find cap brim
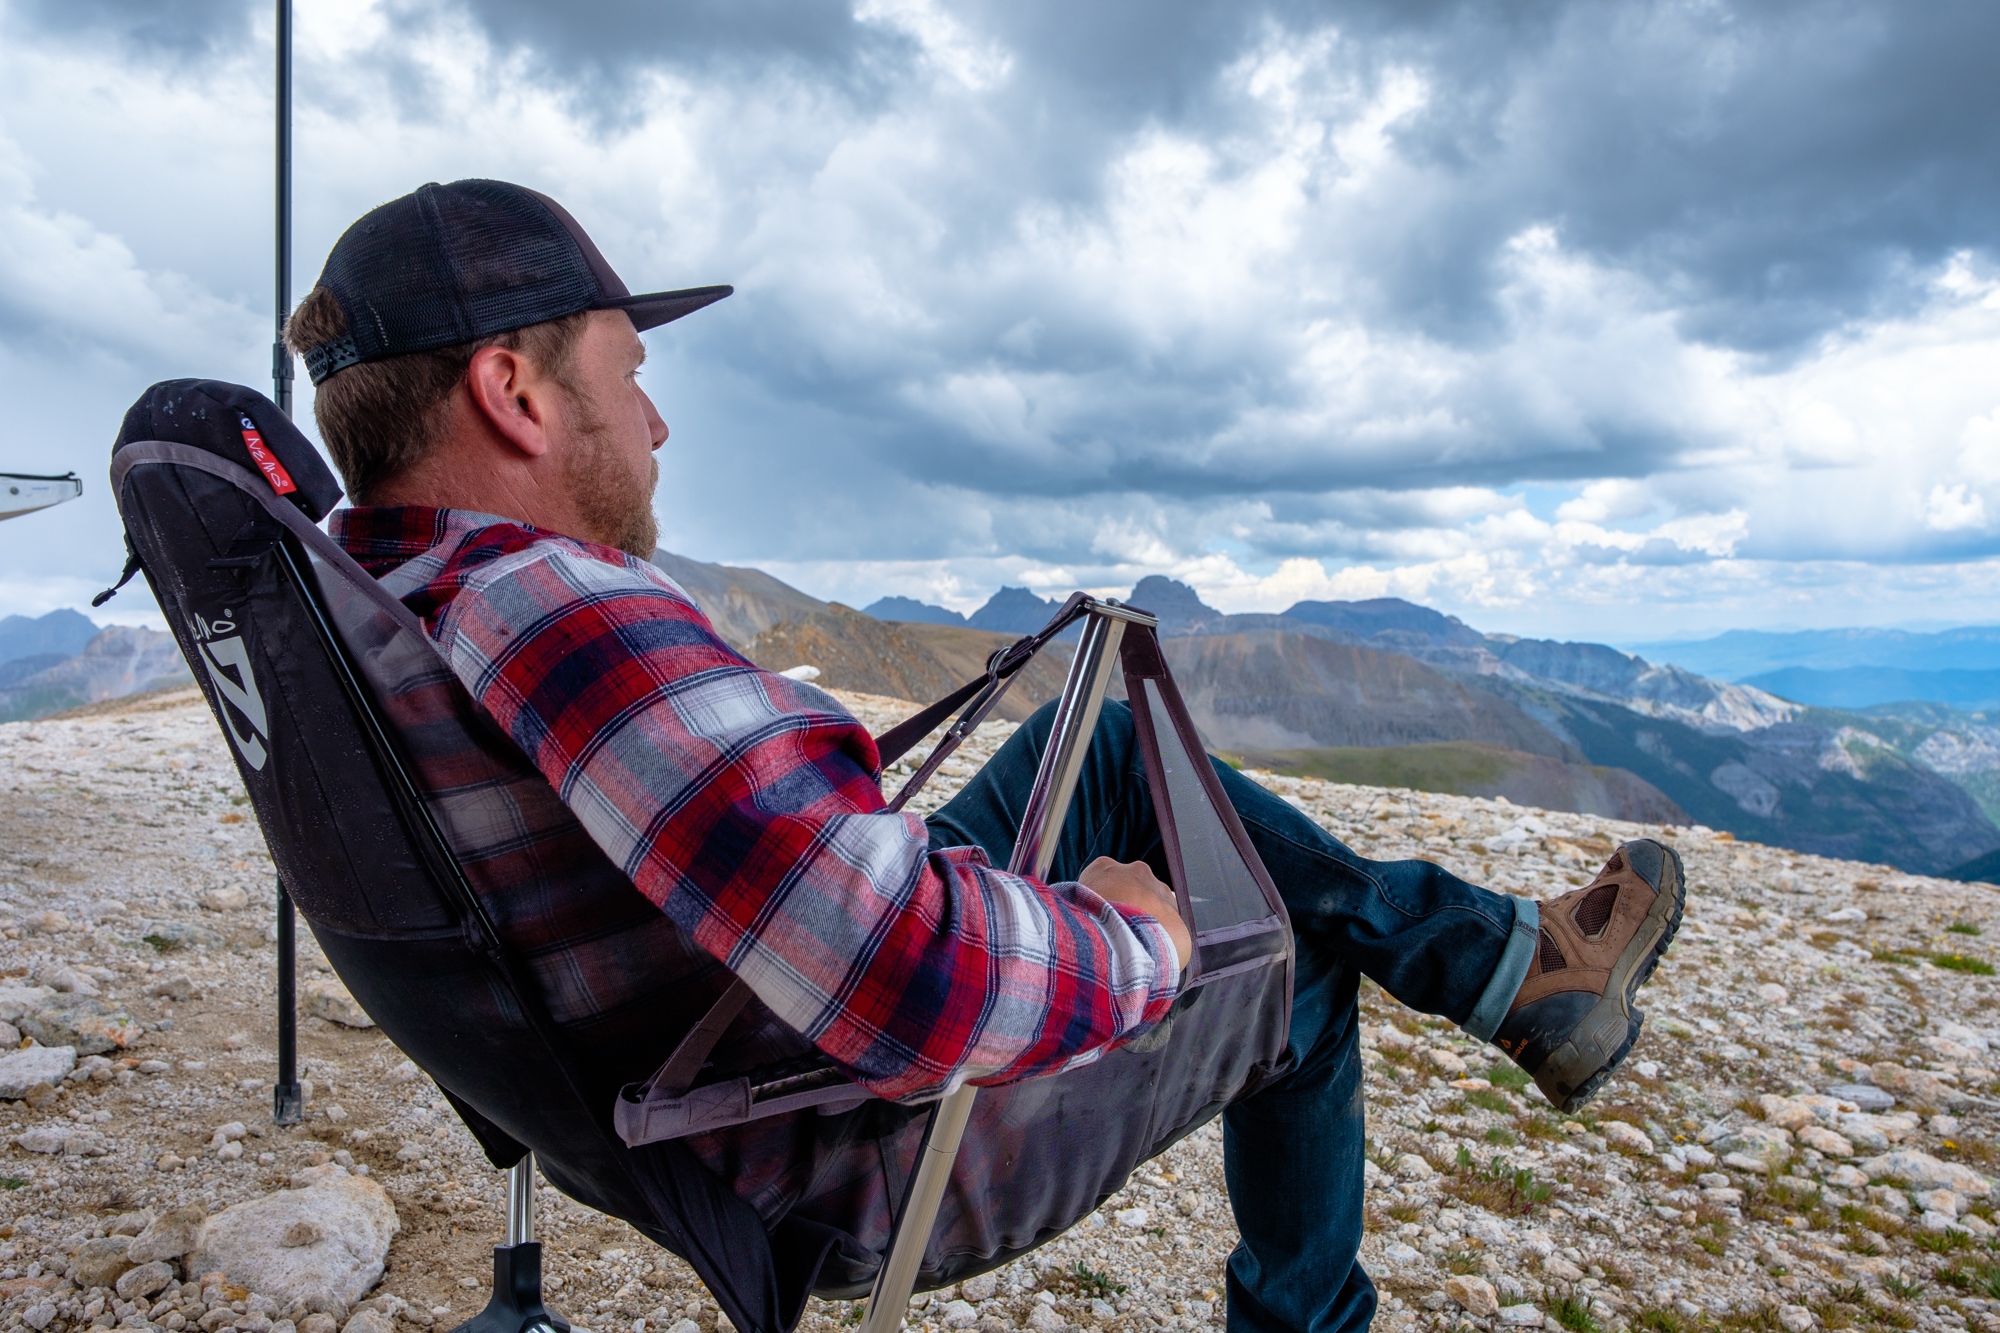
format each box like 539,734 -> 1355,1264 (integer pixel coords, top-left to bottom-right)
595,284 -> 734,332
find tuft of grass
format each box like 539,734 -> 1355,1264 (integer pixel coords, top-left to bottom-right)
1444,1249 -> 1483,1275
1914,1227 -> 1974,1253
1484,1063 -> 1533,1093
1872,949 -> 1924,966
1462,1087 -> 1515,1115
1880,1275 -> 1924,1300
1486,1126 -> 1518,1145
1056,1263 -> 1126,1300
1931,953 -> 1996,976
1937,1258 -> 2000,1299
1632,1309 -> 1696,1333
1441,1145 -> 1554,1215
1521,1113 -> 1566,1141
141,932 -> 180,952
1947,923 -> 1983,936
1551,1296 -> 1604,1333
0,1176 -> 25,1190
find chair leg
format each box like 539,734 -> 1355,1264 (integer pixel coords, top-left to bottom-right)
451,1153 -> 570,1333
272,878 -> 303,1125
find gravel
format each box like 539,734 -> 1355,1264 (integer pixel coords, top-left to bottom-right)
5,686 -> 2000,1333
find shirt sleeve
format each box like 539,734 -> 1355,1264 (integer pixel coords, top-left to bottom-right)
428,535 -> 1180,1102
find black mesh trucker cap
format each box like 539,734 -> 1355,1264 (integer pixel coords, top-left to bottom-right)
300,179 -> 732,385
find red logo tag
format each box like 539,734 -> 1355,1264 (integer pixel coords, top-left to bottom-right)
238,415 -> 297,495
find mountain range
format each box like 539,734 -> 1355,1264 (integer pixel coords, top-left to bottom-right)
843,575 -> 2000,876
11,557 -> 2000,879
0,612 -> 191,722
1628,624 -> 2000,714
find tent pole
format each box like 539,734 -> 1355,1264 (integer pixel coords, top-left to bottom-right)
270,0 -> 303,1130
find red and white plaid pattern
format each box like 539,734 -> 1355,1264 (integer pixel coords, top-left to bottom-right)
331,506 -> 1178,1102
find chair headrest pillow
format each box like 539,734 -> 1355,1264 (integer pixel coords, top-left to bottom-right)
114,380 -> 343,522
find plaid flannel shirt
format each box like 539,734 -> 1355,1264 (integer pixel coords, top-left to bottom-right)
330,506 -> 1179,1103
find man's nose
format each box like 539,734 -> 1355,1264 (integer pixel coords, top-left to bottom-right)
641,388 -> 668,449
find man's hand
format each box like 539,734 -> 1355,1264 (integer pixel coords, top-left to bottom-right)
1077,857 -> 1191,972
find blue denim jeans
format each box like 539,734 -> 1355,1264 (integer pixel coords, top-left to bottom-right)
927,700 -> 1535,1333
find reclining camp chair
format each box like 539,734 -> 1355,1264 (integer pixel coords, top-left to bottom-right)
103,379 -> 1296,1333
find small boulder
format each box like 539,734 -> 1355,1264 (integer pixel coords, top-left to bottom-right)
1444,1276 -> 1500,1318
302,980 -> 374,1030
127,1203 -> 209,1264
1916,1188 -> 1966,1217
69,1236 -> 135,1289
1826,1083 -> 1895,1113
1499,1307 -> 1544,1327
1797,1126 -> 1855,1158
1394,1153 -> 1435,1180
1777,1305 -> 1814,1333
1757,1096 -> 1818,1132
1602,1121 -> 1654,1155
13,1125 -> 69,1154
200,888 -> 250,913
0,1044 -> 76,1098
186,1169 -> 400,1310
140,921 -> 224,951
341,1312 -> 394,1333
17,993 -> 138,1055
1871,1064 -> 1957,1106
0,985 -> 55,1024
1859,1150 -> 1991,1198
32,965 -> 98,997
1427,1048 -> 1468,1077
107,1211 -> 153,1238
1715,1123 -> 1792,1162
115,1262 -> 176,1301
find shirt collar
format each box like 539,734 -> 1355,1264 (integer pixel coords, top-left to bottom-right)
328,506 -> 519,576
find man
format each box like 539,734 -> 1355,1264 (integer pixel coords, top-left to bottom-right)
289,180 -> 1684,1333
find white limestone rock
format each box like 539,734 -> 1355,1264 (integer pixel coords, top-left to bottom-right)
0,1044 -> 75,1098
186,1166 -> 401,1311
302,978 -> 375,1029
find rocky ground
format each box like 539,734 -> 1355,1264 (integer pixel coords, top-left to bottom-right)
3,687 -> 2000,1333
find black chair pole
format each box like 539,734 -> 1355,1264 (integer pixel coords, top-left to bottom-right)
269,0 -> 301,1128
274,878 -> 303,1124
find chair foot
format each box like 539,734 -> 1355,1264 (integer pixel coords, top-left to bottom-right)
449,1243 -> 569,1333
273,1081 -> 303,1126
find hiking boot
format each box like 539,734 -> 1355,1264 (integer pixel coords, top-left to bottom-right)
1493,839 -> 1685,1112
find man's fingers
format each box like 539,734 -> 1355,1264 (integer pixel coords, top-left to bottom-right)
1072,857 -> 1190,970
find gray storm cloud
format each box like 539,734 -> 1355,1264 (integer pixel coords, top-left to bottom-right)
2,0 -> 1999,632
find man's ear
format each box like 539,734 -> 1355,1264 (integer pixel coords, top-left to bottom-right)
465,344 -> 555,459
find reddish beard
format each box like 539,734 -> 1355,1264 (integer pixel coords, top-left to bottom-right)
561,397 -> 660,559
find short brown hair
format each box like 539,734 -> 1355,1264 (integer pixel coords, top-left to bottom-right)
284,287 -> 589,503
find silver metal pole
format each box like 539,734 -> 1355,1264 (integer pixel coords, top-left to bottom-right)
506,1153 -> 536,1247
859,604 -> 1141,1333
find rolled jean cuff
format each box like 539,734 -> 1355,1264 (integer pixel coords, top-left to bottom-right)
1461,896 -> 1539,1042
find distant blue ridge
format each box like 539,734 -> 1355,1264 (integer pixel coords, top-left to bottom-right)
862,595 -> 967,627
1745,665 -> 2000,712
1631,625 -> 2000,680
0,608 -> 98,666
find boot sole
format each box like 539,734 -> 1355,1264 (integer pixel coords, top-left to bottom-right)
1532,842 -> 1686,1113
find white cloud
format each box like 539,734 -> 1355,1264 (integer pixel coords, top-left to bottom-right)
4,0 -> 2000,647
1927,484 -> 1989,533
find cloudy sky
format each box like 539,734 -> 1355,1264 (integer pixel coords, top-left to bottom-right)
3,0 -> 1998,644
